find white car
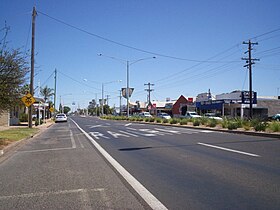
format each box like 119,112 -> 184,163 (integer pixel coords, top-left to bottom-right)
139,112 -> 153,118
184,111 -> 202,119
204,113 -> 223,121
55,113 -> 68,122
157,113 -> 171,119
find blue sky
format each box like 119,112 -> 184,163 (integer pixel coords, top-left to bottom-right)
1,0 -> 280,110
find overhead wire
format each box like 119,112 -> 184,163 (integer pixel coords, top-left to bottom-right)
37,10 -> 240,63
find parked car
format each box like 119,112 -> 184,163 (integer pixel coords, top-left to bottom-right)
55,113 -> 68,122
139,112 -> 153,118
272,114 -> 280,121
157,113 -> 171,119
204,113 -> 223,121
184,111 -> 202,119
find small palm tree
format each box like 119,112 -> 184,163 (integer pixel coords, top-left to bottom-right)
40,86 -> 54,102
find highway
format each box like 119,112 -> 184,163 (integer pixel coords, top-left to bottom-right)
0,115 -> 279,209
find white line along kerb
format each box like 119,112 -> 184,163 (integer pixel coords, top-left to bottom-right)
197,142 -> 260,157
70,119 -> 168,210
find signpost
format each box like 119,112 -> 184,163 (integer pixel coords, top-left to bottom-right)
21,93 -> 36,107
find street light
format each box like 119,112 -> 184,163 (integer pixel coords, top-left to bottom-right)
98,54 -> 156,117
101,80 -> 122,116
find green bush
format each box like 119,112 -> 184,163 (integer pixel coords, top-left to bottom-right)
208,119 -> 217,127
200,117 -> 209,125
163,119 -> 169,123
19,113 -> 28,122
254,122 -> 268,132
170,118 -> 179,124
193,119 -> 200,126
180,118 -> 189,125
149,118 -> 155,122
227,121 -> 238,130
268,121 -> 280,132
156,118 -> 162,123
144,118 -> 149,122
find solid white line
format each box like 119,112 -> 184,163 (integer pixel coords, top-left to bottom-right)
125,123 -> 132,127
197,142 -> 260,157
71,119 -> 167,210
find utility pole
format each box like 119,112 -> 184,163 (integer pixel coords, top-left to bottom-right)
54,69 -> 57,114
28,6 -> 37,128
119,90 -> 122,116
242,40 -> 259,119
144,82 -> 154,106
106,95 -> 110,106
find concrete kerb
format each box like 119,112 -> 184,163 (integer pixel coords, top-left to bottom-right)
0,120 -> 54,158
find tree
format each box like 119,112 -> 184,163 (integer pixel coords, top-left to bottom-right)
0,49 -> 29,111
63,106 -> 71,114
40,86 -> 54,102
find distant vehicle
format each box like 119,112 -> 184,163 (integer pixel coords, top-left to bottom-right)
204,113 -> 223,120
55,113 -> 68,123
272,114 -> 280,121
157,113 -> 171,119
139,112 -> 153,118
184,111 -> 202,119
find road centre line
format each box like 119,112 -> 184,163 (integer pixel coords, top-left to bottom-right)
71,119 -> 168,210
197,142 -> 260,157
125,123 -> 132,127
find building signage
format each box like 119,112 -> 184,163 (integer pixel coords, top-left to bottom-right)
241,91 -> 257,104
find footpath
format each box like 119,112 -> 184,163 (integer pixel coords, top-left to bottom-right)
0,119 -> 54,158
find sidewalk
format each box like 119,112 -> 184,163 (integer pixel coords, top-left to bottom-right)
0,119 -> 54,158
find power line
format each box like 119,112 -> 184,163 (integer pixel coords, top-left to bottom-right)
37,10 -> 241,63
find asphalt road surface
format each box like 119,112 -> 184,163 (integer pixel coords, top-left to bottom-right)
1,116 -> 280,209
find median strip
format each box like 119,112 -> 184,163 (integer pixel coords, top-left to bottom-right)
197,142 -> 260,157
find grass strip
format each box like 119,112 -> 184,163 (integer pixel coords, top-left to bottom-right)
0,127 -> 39,149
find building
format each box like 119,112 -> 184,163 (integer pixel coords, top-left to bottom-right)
172,95 -> 195,118
196,90 -> 268,119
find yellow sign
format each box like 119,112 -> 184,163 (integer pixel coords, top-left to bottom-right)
21,93 -> 36,107
49,107 -> 54,113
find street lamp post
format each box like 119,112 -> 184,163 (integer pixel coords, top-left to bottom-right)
98,54 -> 156,117
101,80 -> 122,116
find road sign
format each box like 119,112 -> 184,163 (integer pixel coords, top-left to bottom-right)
21,93 -> 36,107
49,107 -> 54,113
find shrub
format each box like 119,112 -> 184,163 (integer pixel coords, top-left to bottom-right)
268,121 -> 280,132
254,122 -> 268,132
180,118 -> 189,125
19,113 -> 28,122
242,120 -> 251,131
193,119 -> 200,126
227,121 -> 238,130
208,119 -> 217,127
144,118 -> 149,122
163,119 -> 169,124
156,118 -> 162,123
170,118 -> 178,124
149,118 -> 155,122
200,117 -> 209,125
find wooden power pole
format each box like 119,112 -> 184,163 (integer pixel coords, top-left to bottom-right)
28,6 -> 37,128
242,40 -> 259,119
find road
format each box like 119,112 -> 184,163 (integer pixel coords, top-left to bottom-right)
72,116 -> 280,210
1,116 -> 280,209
